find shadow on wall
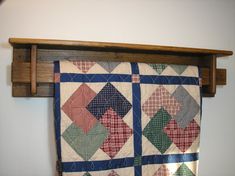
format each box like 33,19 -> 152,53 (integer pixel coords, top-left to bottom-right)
6,65 -> 11,87
1,42 -> 12,90
48,98 -> 58,176
2,42 -> 13,88
2,38 -> 58,175
0,0 -> 5,5
0,42 -> 11,49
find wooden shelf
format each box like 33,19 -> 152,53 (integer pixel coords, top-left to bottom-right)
10,38 -> 233,97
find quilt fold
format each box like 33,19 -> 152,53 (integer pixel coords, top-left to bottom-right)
54,60 -> 201,176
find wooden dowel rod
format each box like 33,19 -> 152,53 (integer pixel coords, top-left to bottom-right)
209,56 -> 217,96
31,45 -> 37,95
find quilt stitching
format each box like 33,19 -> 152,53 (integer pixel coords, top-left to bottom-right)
153,165 -> 171,176
99,108 -> 133,158
143,108 -> 172,154
173,163 -> 195,176
54,61 -> 201,176
163,119 -> 200,152
72,61 -> 96,73
86,82 -> 132,119
61,83 -> 97,133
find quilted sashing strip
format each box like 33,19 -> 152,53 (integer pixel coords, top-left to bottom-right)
54,61 -> 201,176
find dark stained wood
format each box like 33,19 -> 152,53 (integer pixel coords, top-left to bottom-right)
30,45 -> 37,95
216,69 -> 226,85
9,38 -> 233,57
12,83 -> 54,97
202,56 -> 217,97
13,48 -> 207,65
201,68 -> 209,86
210,56 -> 217,95
12,62 -> 53,83
10,38 -> 233,97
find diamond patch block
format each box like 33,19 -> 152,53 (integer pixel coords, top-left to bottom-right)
172,86 -> 200,128
72,61 -> 96,73
153,165 -> 170,176
97,61 -> 121,73
164,119 -> 200,152
149,64 -> 167,74
62,84 -> 97,134
100,108 -> 133,158
173,163 -> 195,176
87,83 -> 132,119
142,85 -> 181,118
143,108 -> 172,154
62,122 -> 109,160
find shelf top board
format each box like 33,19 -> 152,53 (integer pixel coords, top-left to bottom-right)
9,38 -> 233,57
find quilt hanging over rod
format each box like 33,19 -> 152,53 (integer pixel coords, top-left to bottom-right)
54,60 -> 201,176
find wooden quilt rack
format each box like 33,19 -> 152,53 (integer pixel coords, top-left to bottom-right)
10,38 -> 233,97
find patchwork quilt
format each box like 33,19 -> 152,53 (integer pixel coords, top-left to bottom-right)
54,60 -> 201,176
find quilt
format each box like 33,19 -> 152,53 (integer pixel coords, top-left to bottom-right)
54,60 -> 201,176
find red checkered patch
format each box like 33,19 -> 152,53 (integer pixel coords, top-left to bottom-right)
54,73 -> 61,83
142,85 -> 182,118
108,170 -> 120,176
163,119 -> 200,152
132,74 -> 140,83
61,84 -> 97,133
72,61 -> 96,73
153,165 -> 170,176
100,108 -> 133,158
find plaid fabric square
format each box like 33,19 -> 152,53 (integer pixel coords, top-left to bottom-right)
99,108 -> 133,158
153,165 -> 170,176
61,83 -> 97,133
149,64 -> 167,74
54,73 -> 60,83
173,163 -> 195,176
143,108 -> 172,154
142,85 -> 181,117
163,119 -> 200,152
86,82 -> 132,119
72,61 -> 96,73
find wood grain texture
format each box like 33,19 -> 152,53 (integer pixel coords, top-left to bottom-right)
13,48 -> 208,65
12,83 -> 54,97
9,38 -> 233,57
10,38 -> 232,97
201,56 -> 217,97
30,45 -> 37,95
12,62 -> 53,83
210,56 -> 217,95
216,69 -> 226,85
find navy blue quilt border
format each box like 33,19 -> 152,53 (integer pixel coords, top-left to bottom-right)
59,73 -> 199,85
131,63 -> 142,176
54,61 -> 62,161
62,153 -> 199,172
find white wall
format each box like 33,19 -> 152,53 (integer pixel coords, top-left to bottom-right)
0,0 -> 234,175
